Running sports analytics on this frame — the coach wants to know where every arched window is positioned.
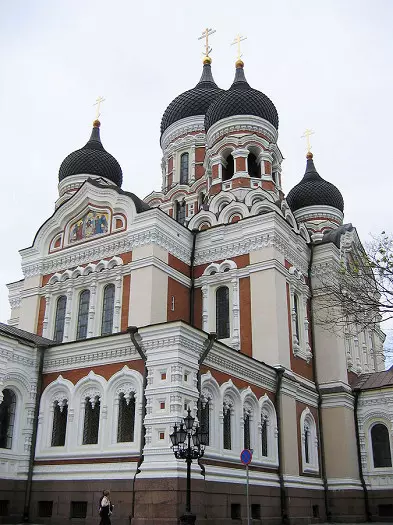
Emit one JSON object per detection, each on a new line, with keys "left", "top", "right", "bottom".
{"left": 117, "top": 392, "right": 136, "bottom": 443}
{"left": 200, "top": 400, "right": 210, "bottom": 446}
{"left": 293, "top": 294, "right": 300, "bottom": 342}
{"left": 82, "top": 396, "right": 100, "bottom": 445}
{"left": 244, "top": 411, "right": 251, "bottom": 450}
{"left": 0, "top": 389, "right": 16, "bottom": 449}
{"left": 300, "top": 408, "right": 319, "bottom": 472}
{"left": 176, "top": 201, "right": 186, "bottom": 225}
{"left": 180, "top": 153, "right": 189, "bottom": 184}
{"left": 76, "top": 290, "right": 90, "bottom": 340}
{"left": 223, "top": 404, "right": 232, "bottom": 450}
{"left": 304, "top": 423, "right": 310, "bottom": 463}
{"left": 261, "top": 416, "right": 268, "bottom": 457}
{"left": 248, "top": 153, "right": 259, "bottom": 178}
{"left": 53, "top": 295, "right": 67, "bottom": 343}
{"left": 101, "top": 284, "right": 115, "bottom": 336}
{"left": 51, "top": 400, "right": 68, "bottom": 447}
{"left": 371, "top": 423, "right": 392, "bottom": 468}
{"left": 216, "top": 286, "right": 230, "bottom": 339}
{"left": 223, "top": 154, "right": 234, "bottom": 181}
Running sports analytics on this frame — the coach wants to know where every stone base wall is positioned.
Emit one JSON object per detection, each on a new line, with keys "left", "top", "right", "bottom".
{"left": 1, "top": 477, "right": 391, "bottom": 524}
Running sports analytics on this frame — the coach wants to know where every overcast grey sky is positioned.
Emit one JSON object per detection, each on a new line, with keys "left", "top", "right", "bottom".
{"left": 0, "top": 0, "right": 392, "bottom": 332}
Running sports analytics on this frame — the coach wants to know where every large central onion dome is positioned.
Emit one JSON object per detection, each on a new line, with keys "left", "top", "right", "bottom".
{"left": 205, "top": 60, "right": 279, "bottom": 131}
{"left": 59, "top": 120, "right": 123, "bottom": 187}
{"left": 160, "top": 58, "right": 224, "bottom": 136}
{"left": 286, "top": 153, "right": 344, "bottom": 213}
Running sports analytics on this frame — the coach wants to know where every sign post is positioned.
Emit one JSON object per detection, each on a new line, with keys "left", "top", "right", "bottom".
{"left": 240, "top": 449, "right": 253, "bottom": 525}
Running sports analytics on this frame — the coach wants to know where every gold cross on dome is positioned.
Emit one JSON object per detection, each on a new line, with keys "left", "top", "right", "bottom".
{"left": 301, "top": 128, "right": 315, "bottom": 153}
{"left": 231, "top": 34, "right": 247, "bottom": 61}
{"left": 198, "top": 27, "right": 216, "bottom": 58}
{"left": 93, "top": 96, "right": 106, "bottom": 120}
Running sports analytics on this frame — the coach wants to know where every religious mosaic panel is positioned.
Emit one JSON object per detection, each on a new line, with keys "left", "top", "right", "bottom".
{"left": 69, "top": 210, "right": 110, "bottom": 244}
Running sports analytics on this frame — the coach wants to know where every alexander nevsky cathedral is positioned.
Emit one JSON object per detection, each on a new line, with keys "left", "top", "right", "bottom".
{"left": 0, "top": 31, "right": 392, "bottom": 525}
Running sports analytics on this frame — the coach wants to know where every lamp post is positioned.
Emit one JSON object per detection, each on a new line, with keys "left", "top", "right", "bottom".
{"left": 170, "top": 408, "right": 208, "bottom": 525}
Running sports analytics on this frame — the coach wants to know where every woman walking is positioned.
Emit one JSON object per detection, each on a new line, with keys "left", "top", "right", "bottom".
{"left": 99, "top": 490, "right": 114, "bottom": 525}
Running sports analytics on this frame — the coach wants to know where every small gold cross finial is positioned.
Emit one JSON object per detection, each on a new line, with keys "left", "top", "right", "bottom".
{"left": 301, "top": 129, "right": 315, "bottom": 153}
{"left": 198, "top": 27, "right": 216, "bottom": 59}
{"left": 231, "top": 34, "right": 247, "bottom": 61}
{"left": 93, "top": 96, "right": 106, "bottom": 120}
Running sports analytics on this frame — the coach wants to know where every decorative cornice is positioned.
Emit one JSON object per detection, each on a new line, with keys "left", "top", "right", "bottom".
{"left": 206, "top": 115, "right": 278, "bottom": 148}
{"left": 161, "top": 116, "right": 206, "bottom": 151}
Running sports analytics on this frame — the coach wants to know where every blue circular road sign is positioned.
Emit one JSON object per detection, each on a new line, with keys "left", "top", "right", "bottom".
{"left": 240, "top": 449, "right": 252, "bottom": 465}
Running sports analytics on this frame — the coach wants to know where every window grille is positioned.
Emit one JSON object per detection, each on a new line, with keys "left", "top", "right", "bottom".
{"left": 176, "top": 201, "right": 186, "bottom": 224}
{"left": 0, "top": 500, "right": 9, "bottom": 517}
{"left": 223, "top": 406, "right": 231, "bottom": 450}
{"left": 70, "top": 501, "right": 87, "bottom": 519}
{"left": 117, "top": 392, "right": 135, "bottom": 443}
{"left": 304, "top": 424, "right": 310, "bottom": 463}
{"left": 180, "top": 152, "right": 189, "bottom": 184}
{"left": 216, "top": 286, "right": 230, "bottom": 339}
{"left": 294, "top": 294, "right": 300, "bottom": 341}
{"left": 101, "top": 283, "right": 115, "bottom": 335}
{"left": 371, "top": 423, "right": 392, "bottom": 468}
{"left": 51, "top": 401, "right": 68, "bottom": 447}
{"left": 244, "top": 413, "right": 250, "bottom": 450}
{"left": 200, "top": 401, "right": 210, "bottom": 446}
{"left": 76, "top": 289, "right": 90, "bottom": 340}
{"left": 82, "top": 397, "right": 100, "bottom": 445}
{"left": 38, "top": 501, "right": 53, "bottom": 518}
{"left": 261, "top": 416, "right": 268, "bottom": 457}
{"left": 53, "top": 295, "right": 67, "bottom": 343}
{"left": 0, "top": 389, "right": 16, "bottom": 449}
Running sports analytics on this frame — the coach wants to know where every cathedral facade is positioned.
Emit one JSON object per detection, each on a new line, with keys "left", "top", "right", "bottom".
{"left": 0, "top": 50, "right": 392, "bottom": 525}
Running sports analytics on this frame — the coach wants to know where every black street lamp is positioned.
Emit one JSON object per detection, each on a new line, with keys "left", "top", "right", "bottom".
{"left": 170, "top": 408, "right": 208, "bottom": 525}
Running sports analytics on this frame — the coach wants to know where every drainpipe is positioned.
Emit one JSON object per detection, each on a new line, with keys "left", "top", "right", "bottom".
{"left": 354, "top": 390, "right": 371, "bottom": 521}
{"left": 189, "top": 229, "right": 198, "bottom": 326}
{"left": 274, "top": 366, "right": 289, "bottom": 525}
{"left": 197, "top": 332, "right": 216, "bottom": 477}
{"left": 308, "top": 245, "right": 331, "bottom": 522}
{"left": 127, "top": 327, "right": 147, "bottom": 523}
{"left": 23, "top": 344, "right": 48, "bottom": 522}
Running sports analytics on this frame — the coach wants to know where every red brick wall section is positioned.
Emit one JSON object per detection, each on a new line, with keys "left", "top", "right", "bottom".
{"left": 42, "top": 360, "right": 145, "bottom": 390}
{"left": 167, "top": 277, "right": 190, "bottom": 322}
{"left": 195, "top": 164, "right": 205, "bottom": 179}
{"left": 168, "top": 254, "right": 191, "bottom": 277}
{"left": 193, "top": 288, "right": 202, "bottom": 329}
{"left": 212, "top": 165, "right": 219, "bottom": 179}
{"left": 264, "top": 161, "right": 272, "bottom": 174}
{"left": 195, "top": 147, "right": 205, "bottom": 163}
{"left": 236, "top": 157, "right": 246, "bottom": 172}
{"left": 121, "top": 274, "right": 131, "bottom": 331}
{"left": 168, "top": 157, "right": 173, "bottom": 171}
{"left": 239, "top": 277, "right": 252, "bottom": 357}
{"left": 296, "top": 401, "right": 320, "bottom": 477}
{"left": 119, "top": 251, "right": 132, "bottom": 264}
{"left": 36, "top": 296, "right": 46, "bottom": 336}
{"left": 231, "top": 177, "right": 250, "bottom": 189}
{"left": 262, "top": 180, "right": 275, "bottom": 191}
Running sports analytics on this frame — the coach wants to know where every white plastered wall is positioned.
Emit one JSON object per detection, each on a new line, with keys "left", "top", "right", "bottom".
{"left": 18, "top": 275, "right": 41, "bottom": 332}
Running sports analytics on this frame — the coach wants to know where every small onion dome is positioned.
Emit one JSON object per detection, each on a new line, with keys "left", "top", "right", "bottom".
{"left": 59, "top": 120, "right": 123, "bottom": 187}
{"left": 286, "top": 153, "right": 344, "bottom": 213}
{"left": 204, "top": 60, "right": 279, "bottom": 131}
{"left": 160, "top": 59, "right": 224, "bottom": 136}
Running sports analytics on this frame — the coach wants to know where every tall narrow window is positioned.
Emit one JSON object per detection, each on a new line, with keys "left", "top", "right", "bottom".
{"left": 223, "top": 406, "right": 231, "bottom": 450}
{"left": 53, "top": 295, "right": 67, "bottom": 343}
{"left": 76, "top": 290, "right": 90, "bottom": 340}
{"left": 244, "top": 412, "right": 251, "bottom": 450}
{"left": 180, "top": 153, "right": 189, "bottom": 184}
{"left": 248, "top": 153, "right": 259, "bottom": 178}
{"left": 101, "top": 284, "right": 115, "bottom": 336}
{"left": 261, "top": 416, "right": 268, "bottom": 457}
{"left": 0, "top": 389, "right": 16, "bottom": 449}
{"left": 176, "top": 201, "right": 186, "bottom": 225}
{"left": 82, "top": 397, "right": 100, "bottom": 445}
{"left": 223, "top": 154, "right": 234, "bottom": 181}
{"left": 304, "top": 424, "right": 310, "bottom": 464}
{"left": 200, "top": 401, "right": 210, "bottom": 446}
{"left": 51, "top": 400, "right": 68, "bottom": 447}
{"left": 216, "top": 286, "right": 230, "bottom": 339}
{"left": 293, "top": 294, "right": 300, "bottom": 342}
{"left": 371, "top": 424, "right": 392, "bottom": 468}
{"left": 117, "top": 392, "right": 136, "bottom": 443}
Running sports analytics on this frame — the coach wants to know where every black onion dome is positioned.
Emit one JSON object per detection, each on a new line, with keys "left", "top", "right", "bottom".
{"left": 160, "top": 61, "right": 224, "bottom": 136}
{"left": 286, "top": 154, "right": 344, "bottom": 213}
{"left": 205, "top": 62, "right": 279, "bottom": 131}
{"left": 59, "top": 122, "right": 123, "bottom": 187}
